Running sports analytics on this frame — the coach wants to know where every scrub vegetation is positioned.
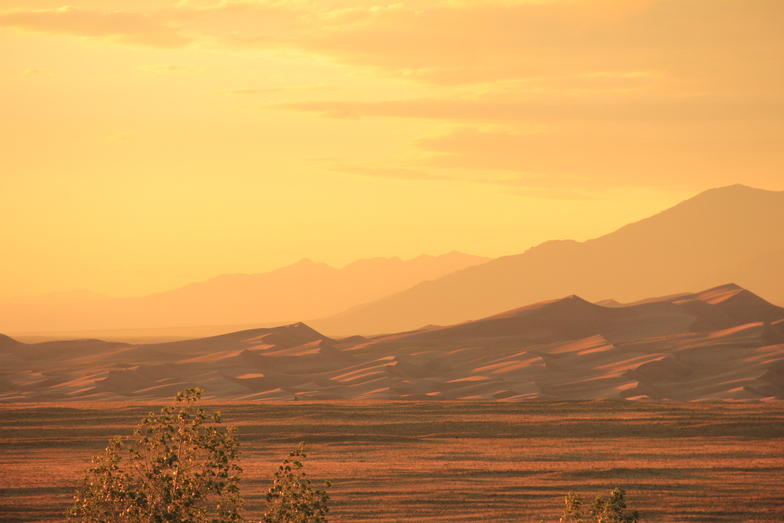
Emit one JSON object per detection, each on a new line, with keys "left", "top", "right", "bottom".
{"left": 1, "top": 398, "right": 782, "bottom": 522}
{"left": 66, "top": 389, "right": 331, "bottom": 523}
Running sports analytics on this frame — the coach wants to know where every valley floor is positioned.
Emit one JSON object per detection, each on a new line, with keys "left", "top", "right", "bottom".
{"left": 1, "top": 400, "right": 782, "bottom": 523}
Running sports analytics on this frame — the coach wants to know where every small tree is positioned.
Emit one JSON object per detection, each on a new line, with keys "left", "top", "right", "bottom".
{"left": 263, "top": 443, "right": 330, "bottom": 523}
{"left": 68, "top": 388, "right": 244, "bottom": 523}
{"left": 559, "top": 491, "right": 584, "bottom": 523}
{"left": 557, "top": 488, "right": 639, "bottom": 523}
{"left": 590, "top": 488, "right": 639, "bottom": 523}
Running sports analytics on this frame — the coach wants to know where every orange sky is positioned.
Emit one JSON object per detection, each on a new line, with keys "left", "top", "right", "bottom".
{"left": 1, "top": 0, "right": 782, "bottom": 298}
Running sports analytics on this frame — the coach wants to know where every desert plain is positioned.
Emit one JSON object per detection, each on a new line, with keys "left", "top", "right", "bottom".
{"left": 1, "top": 400, "right": 783, "bottom": 523}
{"left": 2, "top": 279, "right": 784, "bottom": 522}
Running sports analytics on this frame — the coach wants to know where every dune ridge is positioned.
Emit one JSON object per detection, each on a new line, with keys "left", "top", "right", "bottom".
{"left": 1, "top": 284, "right": 782, "bottom": 403}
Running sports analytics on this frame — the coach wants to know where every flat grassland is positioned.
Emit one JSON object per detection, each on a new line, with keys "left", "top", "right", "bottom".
{"left": 0, "top": 401, "right": 782, "bottom": 523}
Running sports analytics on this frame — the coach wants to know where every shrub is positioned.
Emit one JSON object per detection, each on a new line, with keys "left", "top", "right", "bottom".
{"left": 558, "top": 488, "right": 639, "bottom": 523}
{"left": 559, "top": 491, "right": 585, "bottom": 523}
{"left": 262, "top": 443, "right": 330, "bottom": 523}
{"left": 68, "top": 388, "right": 244, "bottom": 523}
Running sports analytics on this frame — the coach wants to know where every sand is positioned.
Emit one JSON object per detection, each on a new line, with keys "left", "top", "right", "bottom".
{"left": 1, "top": 284, "right": 782, "bottom": 403}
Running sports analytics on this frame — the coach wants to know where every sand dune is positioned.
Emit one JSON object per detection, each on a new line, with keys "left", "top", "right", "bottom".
{"left": 1, "top": 284, "right": 782, "bottom": 402}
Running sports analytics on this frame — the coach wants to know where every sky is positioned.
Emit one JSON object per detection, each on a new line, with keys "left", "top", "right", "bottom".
{"left": 1, "top": 0, "right": 782, "bottom": 298}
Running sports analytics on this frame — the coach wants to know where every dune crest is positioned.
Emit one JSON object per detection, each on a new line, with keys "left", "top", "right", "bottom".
{"left": 1, "top": 284, "right": 782, "bottom": 402}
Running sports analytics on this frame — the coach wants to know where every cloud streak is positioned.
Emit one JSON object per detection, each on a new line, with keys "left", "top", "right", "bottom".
{"left": 412, "top": 125, "right": 784, "bottom": 188}
{"left": 0, "top": 6, "right": 190, "bottom": 48}
{"left": 3, "top": 0, "right": 781, "bottom": 194}
{"left": 274, "top": 92, "right": 784, "bottom": 123}
{"left": 161, "top": 0, "right": 783, "bottom": 90}
{"left": 214, "top": 84, "right": 341, "bottom": 96}
{"left": 329, "top": 164, "right": 458, "bottom": 182}
{"left": 24, "top": 67, "right": 53, "bottom": 76}
{"left": 326, "top": 161, "right": 604, "bottom": 199}
{"left": 4, "top": 1, "right": 781, "bottom": 90}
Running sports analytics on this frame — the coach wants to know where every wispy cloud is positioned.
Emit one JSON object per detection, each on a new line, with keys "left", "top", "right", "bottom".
{"left": 273, "top": 90, "right": 783, "bottom": 124}
{"left": 23, "top": 67, "right": 53, "bottom": 76}
{"left": 105, "top": 131, "right": 134, "bottom": 142}
{"left": 214, "top": 84, "right": 341, "bottom": 96}
{"left": 325, "top": 160, "right": 603, "bottom": 199}
{"left": 5, "top": 2, "right": 780, "bottom": 92}
{"left": 412, "top": 125, "right": 784, "bottom": 188}
{"left": 0, "top": 6, "right": 190, "bottom": 48}
{"left": 4, "top": 0, "right": 781, "bottom": 195}
{"left": 137, "top": 64, "right": 199, "bottom": 74}
{"left": 327, "top": 164, "right": 458, "bottom": 182}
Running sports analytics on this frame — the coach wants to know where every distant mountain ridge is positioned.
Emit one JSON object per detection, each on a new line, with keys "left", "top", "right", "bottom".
{"left": 0, "top": 251, "right": 491, "bottom": 333}
{"left": 3, "top": 184, "right": 782, "bottom": 338}
{"left": 310, "top": 185, "right": 784, "bottom": 335}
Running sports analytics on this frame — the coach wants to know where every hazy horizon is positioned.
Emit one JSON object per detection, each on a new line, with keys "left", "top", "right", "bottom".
{"left": 1, "top": 250, "right": 492, "bottom": 300}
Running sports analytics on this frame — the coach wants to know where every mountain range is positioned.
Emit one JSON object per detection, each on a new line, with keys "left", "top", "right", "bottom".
{"left": 0, "top": 252, "right": 490, "bottom": 334}
{"left": 311, "top": 184, "right": 784, "bottom": 335}
{"left": 1, "top": 283, "right": 782, "bottom": 402}
{"left": 1, "top": 184, "right": 782, "bottom": 340}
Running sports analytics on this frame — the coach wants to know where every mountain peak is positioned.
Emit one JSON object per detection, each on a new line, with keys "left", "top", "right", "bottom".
{"left": 311, "top": 184, "right": 784, "bottom": 335}
{"left": 291, "top": 258, "right": 318, "bottom": 266}
{"left": 682, "top": 184, "right": 784, "bottom": 208}
{"left": 699, "top": 183, "right": 777, "bottom": 195}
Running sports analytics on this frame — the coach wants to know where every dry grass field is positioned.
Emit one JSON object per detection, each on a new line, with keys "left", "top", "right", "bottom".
{"left": 0, "top": 400, "right": 782, "bottom": 523}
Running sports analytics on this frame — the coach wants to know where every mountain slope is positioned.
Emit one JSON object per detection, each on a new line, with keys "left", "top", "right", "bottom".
{"left": 0, "top": 251, "right": 491, "bottom": 333}
{"left": 311, "top": 185, "right": 784, "bottom": 335}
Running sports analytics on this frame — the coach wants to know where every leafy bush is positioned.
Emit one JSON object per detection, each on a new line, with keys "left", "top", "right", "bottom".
{"left": 558, "top": 488, "right": 639, "bottom": 523}
{"left": 263, "top": 443, "right": 330, "bottom": 523}
{"left": 68, "top": 388, "right": 244, "bottom": 523}
{"left": 69, "top": 389, "right": 332, "bottom": 523}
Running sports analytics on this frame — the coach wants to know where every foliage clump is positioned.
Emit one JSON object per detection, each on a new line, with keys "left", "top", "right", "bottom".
{"left": 68, "top": 388, "right": 244, "bottom": 523}
{"left": 263, "top": 443, "right": 330, "bottom": 523}
{"left": 558, "top": 488, "right": 639, "bottom": 523}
